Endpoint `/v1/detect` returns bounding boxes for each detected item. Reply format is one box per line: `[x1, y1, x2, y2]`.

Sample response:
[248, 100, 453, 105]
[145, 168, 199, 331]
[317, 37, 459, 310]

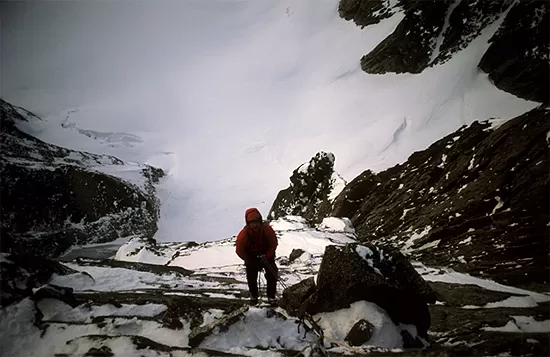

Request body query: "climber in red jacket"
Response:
[236, 208, 278, 305]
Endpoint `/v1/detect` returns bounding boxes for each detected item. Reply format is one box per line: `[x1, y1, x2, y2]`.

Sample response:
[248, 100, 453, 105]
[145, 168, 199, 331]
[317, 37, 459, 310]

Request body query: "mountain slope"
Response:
[0, 99, 163, 257]
[1, 217, 548, 356]
[1, 0, 539, 243]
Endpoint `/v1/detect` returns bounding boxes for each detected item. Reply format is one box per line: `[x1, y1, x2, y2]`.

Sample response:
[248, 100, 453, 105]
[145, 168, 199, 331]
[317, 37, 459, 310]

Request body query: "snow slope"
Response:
[2, 0, 538, 242]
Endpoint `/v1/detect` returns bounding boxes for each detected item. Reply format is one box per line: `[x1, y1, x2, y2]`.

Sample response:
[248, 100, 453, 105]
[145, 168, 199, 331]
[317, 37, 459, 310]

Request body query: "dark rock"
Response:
[185, 241, 200, 248]
[280, 277, 316, 316]
[360, 1, 450, 74]
[400, 329, 425, 349]
[84, 346, 114, 357]
[332, 107, 549, 287]
[74, 258, 194, 276]
[344, 319, 375, 346]
[434, 0, 510, 64]
[305, 244, 435, 338]
[0, 254, 76, 306]
[338, 0, 399, 28]
[288, 248, 306, 263]
[346, 0, 547, 107]
[269, 152, 345, 223]
[32, 284, 79, 308]
[479, 0, 549, 103]
[0, 99, 163, 258]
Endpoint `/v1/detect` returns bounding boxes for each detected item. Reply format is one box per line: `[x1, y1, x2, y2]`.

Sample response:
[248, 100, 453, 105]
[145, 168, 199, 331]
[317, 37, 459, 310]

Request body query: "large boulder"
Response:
[479, 0, 549, 103]
[268, 152, 346, 223]
[304, 243, 435, 338]
[331, 106, 549, 287]
[0, 99, 164, 258]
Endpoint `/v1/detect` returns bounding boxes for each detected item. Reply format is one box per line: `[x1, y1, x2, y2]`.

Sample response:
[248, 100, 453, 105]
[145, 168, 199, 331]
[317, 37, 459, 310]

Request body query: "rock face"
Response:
[304, 244, 436, 338]
[338, 0, 399, 28]
[0, 99, 164, 258]
[279, 277, 316, 315]
[341, 0, 547, 102]
[268, 152, 346, 223]
[479, 0, 549, 103]
[0, 253, 77, 306]
[360, 0, 450, 74]
[331, 107, 549, 287]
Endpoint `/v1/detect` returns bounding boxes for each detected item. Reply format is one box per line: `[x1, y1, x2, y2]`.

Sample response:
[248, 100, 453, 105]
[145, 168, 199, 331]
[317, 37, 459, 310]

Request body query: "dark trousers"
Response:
[245, 257, 278, 299]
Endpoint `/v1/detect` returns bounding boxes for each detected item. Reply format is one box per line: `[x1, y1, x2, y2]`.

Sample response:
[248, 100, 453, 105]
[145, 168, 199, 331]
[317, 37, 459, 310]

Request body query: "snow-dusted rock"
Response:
[305, 243, 435, 342]
[343, 0, 547, 103]
[1, 99, 164, 258]
[338, 0, 400, 28]
[479, 0, 549, 103]
[268, 151, 347, 223]
[333, 107, 549, 287]
[1, 254, 76, 306]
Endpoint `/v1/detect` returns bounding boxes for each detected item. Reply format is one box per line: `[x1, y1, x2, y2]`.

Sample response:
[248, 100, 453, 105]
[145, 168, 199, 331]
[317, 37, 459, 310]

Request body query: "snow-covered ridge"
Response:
[116, 216, 356, 275]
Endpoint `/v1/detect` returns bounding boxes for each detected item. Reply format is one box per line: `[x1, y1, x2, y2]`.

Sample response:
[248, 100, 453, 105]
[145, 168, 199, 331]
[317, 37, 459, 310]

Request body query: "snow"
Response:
[402, 226, 432, 253]
[416, 239, 441, 251]
[468, 156, 476, 170]
[417, 264, 550, 303]
[465, 295, 538, 309]
[458, 237, 472, 245]
[490, 196, 504, 215]
[36, 299, 167, 322]
[114, 239, 171, 265]
[355, 245, 382, 275]
[314, 301, 408, 348]
[328, 172, 347, 202]
[317, 217, 355, 234]
[3, 0, 538, 244]
[200, 307, 317, 352]
[115, 216, 356, 280]
[3, 220, 549, 356]
[437, 154, 448, 168]
[49, 264, 216, 292]
[482, 316, 550, 333]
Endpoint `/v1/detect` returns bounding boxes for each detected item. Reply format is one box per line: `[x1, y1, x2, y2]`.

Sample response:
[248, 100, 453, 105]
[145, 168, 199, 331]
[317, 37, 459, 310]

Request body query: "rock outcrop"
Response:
[0, 99, 164, 258]
[268, 152, 346, 223]
[338, 0, 399, 28]
[340, 0, 548, 102]
[479, 0, 549, 103]
[331, 106, 549, 287]
[360, 0, 450, 74]
[0, 253, 77, 306]
[304, 244, 435, 340]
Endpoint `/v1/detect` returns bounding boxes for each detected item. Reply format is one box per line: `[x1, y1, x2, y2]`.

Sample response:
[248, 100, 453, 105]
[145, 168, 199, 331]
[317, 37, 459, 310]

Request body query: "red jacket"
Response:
[236, 223, 278, 263]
